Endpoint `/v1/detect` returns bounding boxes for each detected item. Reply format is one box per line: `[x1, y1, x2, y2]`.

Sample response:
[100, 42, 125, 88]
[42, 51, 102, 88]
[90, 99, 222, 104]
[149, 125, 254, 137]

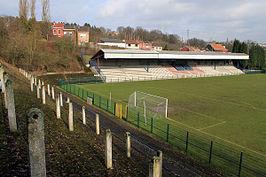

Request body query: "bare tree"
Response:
[30, 0, 36, 19]
[19, 0, 28, 20]
[42, 0, 50, 22]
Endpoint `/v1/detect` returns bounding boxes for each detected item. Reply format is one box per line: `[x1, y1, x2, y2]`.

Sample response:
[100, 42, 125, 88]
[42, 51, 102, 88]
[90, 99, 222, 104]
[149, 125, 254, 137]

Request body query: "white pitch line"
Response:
[197, 121, 226, 131]
[166, 117, 266, 158]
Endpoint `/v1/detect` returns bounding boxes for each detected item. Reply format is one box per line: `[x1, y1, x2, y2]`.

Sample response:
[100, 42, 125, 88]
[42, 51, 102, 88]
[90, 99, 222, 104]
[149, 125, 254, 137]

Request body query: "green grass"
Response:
[63, 74, 266, 176]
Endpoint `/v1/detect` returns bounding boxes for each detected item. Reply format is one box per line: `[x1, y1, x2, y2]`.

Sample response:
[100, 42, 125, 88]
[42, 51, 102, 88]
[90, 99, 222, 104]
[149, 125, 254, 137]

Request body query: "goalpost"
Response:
[128, 91, 168, 120]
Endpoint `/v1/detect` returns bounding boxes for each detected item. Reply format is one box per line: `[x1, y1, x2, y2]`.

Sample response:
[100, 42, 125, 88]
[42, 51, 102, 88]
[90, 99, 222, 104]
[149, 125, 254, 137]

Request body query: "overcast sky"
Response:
[1, 0, 266, 43]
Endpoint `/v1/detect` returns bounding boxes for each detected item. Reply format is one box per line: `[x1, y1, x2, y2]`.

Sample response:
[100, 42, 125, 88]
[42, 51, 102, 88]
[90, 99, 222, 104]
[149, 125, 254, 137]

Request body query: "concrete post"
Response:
[157, 151, 163, 177]
[105, 129, 112, 169]
[42, 81, 44, 86]
[96, 114, 100, 135]
[47, 84, 50, 96]
[149, 156, 161, 177]
[38, 80, 41, 87]
[27, 108, 46, 177]
[87, 97, 92, 105]
[3, 73, 8, 108]
[34, 77, 37, 86]
[68, 102, 73, 131]
[51, 87, 55, 100]
[0, 67, 6, 94]
[82, 106, 86, 125]
[60, 92, 63, 107]
[5, 79, 17, 132]
[56, 96, 61, 119]
[126, 132, 131, 158]
[66, 97, 70, 103]
[30, 77, 34, 92]
[42, 86, 46, 104]
[37, 85, 40, 99]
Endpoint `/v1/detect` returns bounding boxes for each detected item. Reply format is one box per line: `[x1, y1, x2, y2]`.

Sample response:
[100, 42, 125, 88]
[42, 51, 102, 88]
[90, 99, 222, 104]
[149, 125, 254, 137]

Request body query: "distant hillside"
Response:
[0, 16, 82, 73]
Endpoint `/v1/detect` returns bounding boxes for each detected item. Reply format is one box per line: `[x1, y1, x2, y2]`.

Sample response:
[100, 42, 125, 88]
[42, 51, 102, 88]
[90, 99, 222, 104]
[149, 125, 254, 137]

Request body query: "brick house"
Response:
[52, 23, 64, 37]
[77, 26, 89, 46]
[206, 44, 228, 52]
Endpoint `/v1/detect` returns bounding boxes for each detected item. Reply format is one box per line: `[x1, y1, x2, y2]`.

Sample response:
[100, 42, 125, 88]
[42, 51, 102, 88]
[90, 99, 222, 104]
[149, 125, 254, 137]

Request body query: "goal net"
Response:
[128, 91, 168, 121]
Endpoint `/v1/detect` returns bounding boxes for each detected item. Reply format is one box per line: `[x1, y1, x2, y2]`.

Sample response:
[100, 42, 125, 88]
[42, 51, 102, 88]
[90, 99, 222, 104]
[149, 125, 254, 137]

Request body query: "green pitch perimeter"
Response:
[78, 74, 266, 156]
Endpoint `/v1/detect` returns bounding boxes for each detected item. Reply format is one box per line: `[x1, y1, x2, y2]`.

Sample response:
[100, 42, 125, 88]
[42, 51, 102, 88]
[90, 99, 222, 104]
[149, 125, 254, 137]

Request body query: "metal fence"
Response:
[59, 82, 266, 177]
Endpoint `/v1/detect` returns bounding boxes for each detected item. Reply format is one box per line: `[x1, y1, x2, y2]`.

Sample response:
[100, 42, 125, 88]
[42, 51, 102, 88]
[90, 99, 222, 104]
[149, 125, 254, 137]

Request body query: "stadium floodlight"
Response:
[128, 91, 168, 119]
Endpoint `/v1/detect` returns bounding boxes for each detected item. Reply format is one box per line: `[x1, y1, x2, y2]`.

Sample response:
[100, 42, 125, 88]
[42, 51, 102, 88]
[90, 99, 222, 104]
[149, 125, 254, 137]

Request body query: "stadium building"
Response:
[90, 49, 249, 83]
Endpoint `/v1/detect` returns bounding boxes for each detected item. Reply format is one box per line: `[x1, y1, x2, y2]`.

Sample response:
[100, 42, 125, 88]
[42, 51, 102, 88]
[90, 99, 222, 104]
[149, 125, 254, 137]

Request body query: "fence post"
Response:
[92, 93, 95, 105]
[126, 132, 131, 158]
[78, 87, 80, 97]
[52, 87, 55, 100]
[37, 85, 40, 99]
[107, 99, 109, 112]
[87, 91, 89, 98]
[209, 141, 213, 164]
[66, 97, 70, 103]
[34, 77, 37, 86]
[137, 112, 140, 128]
[70, 84, 72, 93]
[42, 86, 46, 104]
[56, 95, 61, 119]
[105, 129, 112, 169]
[30, 77, 34, 92]
[96, 114, 100, 135]
[5, 79, 17, 132]
[47, 84, 50, 96]
[150, 118, 154, 133]
[114, 102, 116, 116]
[60, 92, 63, 107]
[82, 106, 86, 125]
[149, 156, 161, 177]
[82, 89, 84, 100]
[27, 108, 46, 177]
[157, 150, 163, 177]
[0, 67, 6, 95]
[166, 124, 170, 142]
[126, 105, 128, 120]
[68, 102, 74, 131]
[99, 96, 101, 108]
[185, 131, 189, 153]
[238, 152, 243, 177]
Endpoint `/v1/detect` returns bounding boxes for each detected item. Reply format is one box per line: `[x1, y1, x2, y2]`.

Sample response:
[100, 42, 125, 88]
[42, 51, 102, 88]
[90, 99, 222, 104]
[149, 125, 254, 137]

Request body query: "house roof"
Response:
[181, 46, 200, 51]
[78, 26, 89, 32]
[209, 44, 227, 51]
[125, 40, 142, 44]
[91, 49, 249, 60]
[101, 38, 124, 43]
[53, 23, 64, 28]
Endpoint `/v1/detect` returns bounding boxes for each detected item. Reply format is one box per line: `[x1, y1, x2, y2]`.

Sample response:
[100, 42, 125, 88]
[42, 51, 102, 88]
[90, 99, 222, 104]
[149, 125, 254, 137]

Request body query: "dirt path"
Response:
[61, 91, 222, 177]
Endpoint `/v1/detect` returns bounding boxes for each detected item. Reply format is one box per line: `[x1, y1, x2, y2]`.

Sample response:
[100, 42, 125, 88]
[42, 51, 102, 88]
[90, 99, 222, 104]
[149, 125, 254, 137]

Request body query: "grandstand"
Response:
[90, 49, 249, 82]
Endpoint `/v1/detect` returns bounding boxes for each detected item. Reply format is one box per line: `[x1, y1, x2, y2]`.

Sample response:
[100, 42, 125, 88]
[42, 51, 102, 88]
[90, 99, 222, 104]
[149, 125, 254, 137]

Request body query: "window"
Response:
[128, 44, 131, 47]
[69, 32, 73, 36]
[64, 32, 67, 35]
[58, 30, 61, 35]
[53, 29, 56, 34]
[135, 44, 138, 47]
[80, 34, 86, 38]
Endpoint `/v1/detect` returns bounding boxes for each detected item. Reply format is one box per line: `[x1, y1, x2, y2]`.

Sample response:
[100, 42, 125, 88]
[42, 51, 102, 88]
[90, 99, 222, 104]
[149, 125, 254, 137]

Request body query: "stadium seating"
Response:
[95, 60, 244, 83]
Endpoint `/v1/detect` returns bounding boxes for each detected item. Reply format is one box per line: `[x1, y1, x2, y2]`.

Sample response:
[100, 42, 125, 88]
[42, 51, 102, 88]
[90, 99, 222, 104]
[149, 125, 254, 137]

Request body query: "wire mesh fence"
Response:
[58, 82, 266, 177]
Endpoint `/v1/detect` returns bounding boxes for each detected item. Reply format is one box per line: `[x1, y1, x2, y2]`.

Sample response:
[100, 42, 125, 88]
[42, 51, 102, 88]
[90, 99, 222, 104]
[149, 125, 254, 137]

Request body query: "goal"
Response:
[128, 91, 168, 120]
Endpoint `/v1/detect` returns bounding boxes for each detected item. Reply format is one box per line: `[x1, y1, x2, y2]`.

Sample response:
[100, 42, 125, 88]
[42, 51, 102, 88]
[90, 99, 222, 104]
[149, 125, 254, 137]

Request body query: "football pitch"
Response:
[77, 74, 266, 157]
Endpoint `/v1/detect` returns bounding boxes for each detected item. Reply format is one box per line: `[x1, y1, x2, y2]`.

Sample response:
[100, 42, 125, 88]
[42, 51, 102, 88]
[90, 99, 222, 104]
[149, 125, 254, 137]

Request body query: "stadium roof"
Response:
[91, 49, 249, 60]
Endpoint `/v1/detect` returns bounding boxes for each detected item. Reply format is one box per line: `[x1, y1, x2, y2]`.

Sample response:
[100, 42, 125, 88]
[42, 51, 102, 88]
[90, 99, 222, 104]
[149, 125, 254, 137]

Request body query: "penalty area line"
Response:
[197, 121, 226, 131]
[165, 117, 266, 158]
